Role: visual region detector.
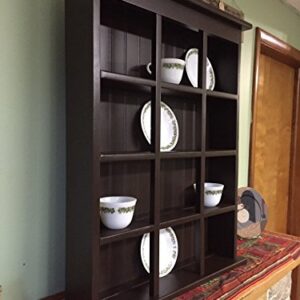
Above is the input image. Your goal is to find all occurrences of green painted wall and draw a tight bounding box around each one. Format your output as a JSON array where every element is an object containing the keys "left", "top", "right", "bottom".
[
  {"left": 224, "top": 0, "right": 300, "bottom": 186},
  {"left": 0, "top": 1, "right": 65, "bottom": 299},
  {"left": 0, "top": 0, "right": 300, "bottom": 299}
]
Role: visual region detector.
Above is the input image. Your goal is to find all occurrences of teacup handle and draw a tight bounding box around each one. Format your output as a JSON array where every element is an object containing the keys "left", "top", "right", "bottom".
[{"left": 146, "top": 62, "right": 152, "bottom": 75}]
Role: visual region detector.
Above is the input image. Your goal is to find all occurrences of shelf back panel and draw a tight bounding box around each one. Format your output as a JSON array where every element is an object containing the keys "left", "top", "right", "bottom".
[
  {"left": 99, "top": 236, "right": 149, "bottom": 295},
  {"left": 205, "top": 156, "right": 236, "bottom": 207},
  {"left": 100, "top": 86, "right": 152, "bottom": 153},
  {"left": 100, "top": 0, "right": 155, "bottom": 79},
  {"left": 100, "top": 161, "right": 152, "bottom": 223},
  {"left": 160, "top": 159, "right": 201, "bottom": 214}
]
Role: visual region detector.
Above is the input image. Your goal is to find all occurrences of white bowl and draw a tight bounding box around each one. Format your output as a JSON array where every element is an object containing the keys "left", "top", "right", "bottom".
[
  {"left": 204, "top": 182, "right": 224, "bottom": 207},
  {"left": 99, "top": 196, "right": 137, "bottom": 230},
  {"left": 146, "top": 58, "right": 186, "bottom": 85}
]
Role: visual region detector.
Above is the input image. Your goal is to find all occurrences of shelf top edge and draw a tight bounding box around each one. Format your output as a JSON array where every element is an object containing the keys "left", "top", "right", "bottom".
[{"left": 173, "top": 0, "right": 252, "bottom": 31}]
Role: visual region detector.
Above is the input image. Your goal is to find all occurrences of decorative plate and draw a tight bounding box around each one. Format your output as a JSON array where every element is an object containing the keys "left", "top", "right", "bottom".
[
  {"left": 237, "top": 187, "right": 268, "bottom": 239},
  {"left": 140, "top": 227, "right": 178, "bottom": 278},
  {"left": 140, "top": 101, "right": 179, "bottom": 152},
  {"left": 185, "top": 48, "right": 216, "bottom": 90}
]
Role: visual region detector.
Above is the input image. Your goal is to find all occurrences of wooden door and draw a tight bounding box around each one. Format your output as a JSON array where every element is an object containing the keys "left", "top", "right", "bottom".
[
  {"left": 250, "top": 28, "right": 300, "bottom": 299},
  {"left": 251, "top": 54, "right": 295, "bottom": 233}
]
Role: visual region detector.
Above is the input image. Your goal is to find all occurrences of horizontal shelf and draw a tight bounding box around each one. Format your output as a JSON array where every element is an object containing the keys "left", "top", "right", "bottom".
[
  {"left": 100, "top": 220, "right": 154, "bottom": 245},
  {"left": 100, "top": 152, "right": 155, "bottom": 162},
  {"left": 102, "top": 263, "right": 202, "bottom": 300},
  {"left": 159, "top": 263, "right": 202, "bottom": 299},
  {"left": 100, "top": 151, "right": 204, "bottom": 162},
  {"left": 205, "top": 150, "right": 236, "bottom": 157},
  {"left": 100, "top": 278, "right": 149, "bottom": 300},
  {"left": 101, "top": 71, "right": 204, "bottom": 96},
  {"left": 101, "top": 71, "right": 156, "bottom": 87},
  {"left": 204, "top": 255, "right": 246, "bottom": 278},
  {"left": 160, "top": 151, "right": 202, "bottom": 159},
  {"left": 206, "top": 90, "right": 238, "bottom": 100},
  {"left": 101, "top": 258, "right": 245, "bottom": 300},
  {"left": 203, "top": 204, "right": 235, "bottom": 217},
  {"left": 160, "top": 208, "right": 201, "bottom": 228},
  {"left": 162, "top": 82, "right": 203, "bottom": 95}
]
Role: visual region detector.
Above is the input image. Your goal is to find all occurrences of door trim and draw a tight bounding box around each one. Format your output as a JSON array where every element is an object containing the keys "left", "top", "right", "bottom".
[{"left": 249, "top": 27, "right": 300, "bottom": 300}]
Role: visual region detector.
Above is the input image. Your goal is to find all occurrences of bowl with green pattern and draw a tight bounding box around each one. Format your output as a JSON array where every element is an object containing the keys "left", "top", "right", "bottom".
[{"left": 99, "top": 196, "right": 137, "bottom": 230}]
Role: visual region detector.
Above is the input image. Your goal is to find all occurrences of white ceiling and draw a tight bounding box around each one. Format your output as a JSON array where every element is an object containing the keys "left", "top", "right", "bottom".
[{"left": 283, "top": 0, "right": 300, "bottom": 14}]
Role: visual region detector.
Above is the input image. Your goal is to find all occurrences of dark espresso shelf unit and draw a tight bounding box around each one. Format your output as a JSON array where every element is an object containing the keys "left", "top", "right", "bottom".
[{"left": 66, "top": 0, "right": 251, "bottom": 299}]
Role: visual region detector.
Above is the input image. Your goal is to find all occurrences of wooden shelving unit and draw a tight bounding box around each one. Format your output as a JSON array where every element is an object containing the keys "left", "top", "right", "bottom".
[{"left": 66, "top": 0, "right": 251, "bottom": 299}]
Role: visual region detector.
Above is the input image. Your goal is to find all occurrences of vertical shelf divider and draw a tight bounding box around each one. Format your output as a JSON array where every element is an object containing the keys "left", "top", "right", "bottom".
[
  {"left": 233, "top": 43, "right": 242, "bottom": 260},
  {"left": 93, "top": 0, "right": 101, "bottom": 298},
  {"left": 150, "top": 14, "right": 162, "bottom": 299},
  {"left": 200, "top": 32, "right": 208, "bottom": 277}
]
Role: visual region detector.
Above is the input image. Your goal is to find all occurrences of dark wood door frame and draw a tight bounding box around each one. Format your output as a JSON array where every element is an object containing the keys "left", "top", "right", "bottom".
[{"left": 249, "top": 27, "right": 300, "bottom": 299}]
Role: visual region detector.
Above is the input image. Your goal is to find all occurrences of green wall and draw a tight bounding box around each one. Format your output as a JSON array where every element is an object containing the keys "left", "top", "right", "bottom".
[
  {"left": 0, "top": 0, "right": 299, "bottom": 299},
  {"left": 0, "top": 1, "right": 65, "bottom": 299},
  {"left": 225, "top": 0, "right": 300, "bottom": 186}
]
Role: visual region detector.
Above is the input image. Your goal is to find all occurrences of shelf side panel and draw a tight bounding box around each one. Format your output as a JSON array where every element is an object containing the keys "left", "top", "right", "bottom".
[{"left": 66, "top": 0, "right": 100, "bottom": 299}]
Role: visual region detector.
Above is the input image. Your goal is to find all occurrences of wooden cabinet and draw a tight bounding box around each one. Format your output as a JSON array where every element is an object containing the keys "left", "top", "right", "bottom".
[{"left": 66, "top": 1, "right": 251, "bottom": 299}]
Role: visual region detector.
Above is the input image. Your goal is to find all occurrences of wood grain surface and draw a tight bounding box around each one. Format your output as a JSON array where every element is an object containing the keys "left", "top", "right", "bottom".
[{"left": 251, "top": 54, "right": 295, "bottom": 233}]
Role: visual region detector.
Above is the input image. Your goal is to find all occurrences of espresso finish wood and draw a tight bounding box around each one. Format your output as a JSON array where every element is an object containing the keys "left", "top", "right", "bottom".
[
  {"left": 66, "top": 0, "right": 251, "bottom": 299},
  {"left": 66, "top": 0, "right": 100, "bottom": 299},
  {"left": 250, "top": 28, "right": 300, "bottom": 300},
  {"left": 41, "top": 292, "right": 65, "bottom": 300}
]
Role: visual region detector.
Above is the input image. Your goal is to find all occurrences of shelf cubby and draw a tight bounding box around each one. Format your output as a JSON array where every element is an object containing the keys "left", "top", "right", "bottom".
[
  {"left": 162, "top": 92, "right": 202, "bottom": 152},
  {"left": 160, "top": 158, "right": 201, "bottom": 223},
  {"left": 100, "top": 85, "right": 152, "bottom": 153},
  {"left": 100, "top": 0, "right": 155, "bottom": 80},
  {"left": 158, "top": 221, "right": 201, "bottom": 298},
  {"left": 207, "top": 35, "right": 239, "bottom": 94},
  {"left": 100, "top": 161, "right": 152, "bottom": 227},
  {"left": 205, "top": 156, "right": 236, "bottom": 207},
  {"left": 162, "top": 17, "right": 203, "bottom": 89},
  {"left": 204, "top": 212, "right": 236, "bottom": 276},
  {"left": 206, "top": 97, "right": 237, "bottom": 151},
  {"left": 99, "top": 234, "right": 149, "bottom": 299}
]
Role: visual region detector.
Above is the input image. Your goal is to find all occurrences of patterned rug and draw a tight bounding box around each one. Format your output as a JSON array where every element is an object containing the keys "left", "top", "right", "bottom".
[{"left": 176, "top": 231, "right": 300, "bottom": 300}]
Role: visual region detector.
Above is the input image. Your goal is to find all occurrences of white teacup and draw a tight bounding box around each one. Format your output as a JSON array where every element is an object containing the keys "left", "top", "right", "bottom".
[
  {"left": 204, "top": 183, "right": 224, "bottom": 207},
  {"left": 99, "top": 196, "right": 137, "bottom": 230},
  {"left": 146, "top": 58, "right": 185, "bottom": 85},
  {"left": 193, "top": 182, "right": 224, "bottom": 207}
]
